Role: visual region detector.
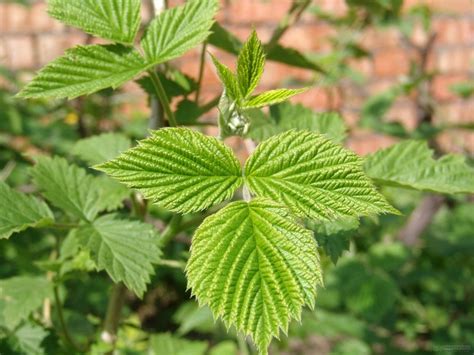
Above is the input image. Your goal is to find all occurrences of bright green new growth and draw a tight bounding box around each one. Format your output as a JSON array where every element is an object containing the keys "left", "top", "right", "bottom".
[
  {"left": 95, "top": 128, "right": 243, "bottom": 214},
  {"left": 76, "top": 215, "right": 161, "bottom": 297},
  {"left": 365, "top": 140, "right": 474, "bottom": 194},
  {"left": 186, "top": 199, "right": 322, "bottom": 354},
  {"left": 0, "top": 182, "right": 54, "bottom": 239},
  {"left": 142, "top": 0, "right": 218, "bottom": 65},
  {"left": 47, "top": 0, "right": 141, "bottom": 44},
  {"left": 237, "top": 30, "right": 266, "bottom": 98},
  {"left": 18, "top": 45, "right": 147, "bottom": 99},
  {"left": 18, "top": 0, "right": 218, "bottom": 99},
  {"left": 243, "top": 88, "right": 309, "bottom": 109},
  {"left": 245, "top": 130, "right": 398, "bottom": 220}
]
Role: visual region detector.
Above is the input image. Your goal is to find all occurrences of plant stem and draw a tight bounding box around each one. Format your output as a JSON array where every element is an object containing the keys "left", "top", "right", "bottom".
[
  {"left": 160, "top": 214, "right": 183, "bottom": 246},
  {"left": 266, "top": 0, "right": 311, "bottom": 51},
  {"left": 195, "top": 42, "right": 208, "bottom": 104},
  {"left": 147, "top": 69, "right": 178, "bottom": 127},
  {"left": 53, "top": 285, "right": 85, "bottom": 352},
  {"left": 102, "top": 283, "right": 127, "bottom": 353}
]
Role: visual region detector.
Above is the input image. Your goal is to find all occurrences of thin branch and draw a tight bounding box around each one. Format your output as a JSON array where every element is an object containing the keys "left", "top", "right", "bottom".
[
  {"left": 147, "top": 69, "right": 178, "bottom": 127},
  {"left": 160, "top": 214, "right": 183, "bottom": 246},
  {"left": 102, "top": 283, "right": 127, "bottom": 354},
  {"left": 195, "top": 42, "right": 208, "bottom": 104}
]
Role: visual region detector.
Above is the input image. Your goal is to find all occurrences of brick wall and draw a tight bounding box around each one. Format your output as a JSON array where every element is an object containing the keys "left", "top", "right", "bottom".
[{"left": 0, "top": 0, "right": 473, "bottom": 154}]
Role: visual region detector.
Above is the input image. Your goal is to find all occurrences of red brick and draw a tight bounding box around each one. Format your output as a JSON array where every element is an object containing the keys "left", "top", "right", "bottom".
[
  {"left": 317, "top": 0, "right": 348, "bottom": 16},
  {"left": 348, "top": 58, "right": 373, "bottom": 77},
  {"left": 427, "top": 0, "right": 473, "bottom": 14},
  {"left": 227, "top": 0, "right": 292, "bottom": 25},
  {"left": 4, "top": 3, "right": 30, "bottom": 33},
  {"left": 432, "top": 73, "right": 470, "bottom": 101},
  {"left": 373, "top": 49, "right": 410, "bottom": 77},
  {"left": 385, "top": 101, "right": 418, "bottom": 131},
  {"left": 30, "top": 2, "right": 64, "bottom": 32},
  {"left": 0, "top": 4, "right": 8, "bottom": 33},
  {"left": 292, "top": 88, "right": 330, "bottom": 110},
  {"left": 4, "top": 35, "right": 35, "bottom": 69},
  {"left": 259, "top": 61, "right": 313, "bottom": 88},
  {"left": 346, "top": 133, "right": 398, "bottom": 156},
  {"left": 361, "top": 28, "right": 400, "bottom": 49},
  {"left": 280, "top": 24, "right": 335, "bottom": 52},
  {"left": 433, "top": 17, "right": 473, "bottom": 45},
  {"left": 436, "top": 47, "right": 472, "bottom": 73}
]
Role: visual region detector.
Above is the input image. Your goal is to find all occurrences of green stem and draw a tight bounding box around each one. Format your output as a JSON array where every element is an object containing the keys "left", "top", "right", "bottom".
[
  {"left": 195, "top": 41, "right": 208, "bottom": 104},
  {"left": 53, "top": 286, "right": 86, "bottom": 352},
  {"left": 102, "top": 283, "right": 127, "bottom": 354},
  {"left": 147, "top": 69, "right": 178, "bottom": 127},
  {"left": 160, "top": 214, "right": 183, "bottom": 246}
]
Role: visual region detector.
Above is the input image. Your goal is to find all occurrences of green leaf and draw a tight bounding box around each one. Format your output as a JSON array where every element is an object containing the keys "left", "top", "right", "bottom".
[
  {"left": 208, "top": 22, "right": 242, "bottom": 55},
  {"left": 96, "top": 128, "right": 242, "bottom": 214},
  {"left": 0, "top": 276, "right": 53, "bottom": 330},
  {"left": 266, "top": 44, "right": 324, "bottom": 72},
  {"left": 237, "top": 30, "right": 265, "bottom": 98},
  {"left": 141, "top": 0, "right": 218, "bottom": 65},
  {"left": 95, "top": 176, "right": 130, "bottom": 212},
  {"left": 47, "top": 0, "right": 141, "bottom": 44},
  {"left": 187, "top": 199, "right": 322, "bottom": 354},
  {"left": 244, "top": 130, "right": 398, "bottom": 221},
  {"left": 247, "top": 102, "right": 346, "bottom": 143},
  {"left": 76, "top": 215, "right": 161, "bottom": 297},
  {"left": 0, "top": 182, "right": 54, "bottom": 239},
  {"left": 9, "top": 322, "right": 48, "bottom": 355},
  {"left": 210, "top": 54, "right": 241, "bottom": 101},
  {"left": 450, "top": 81, "right": 474, "bottom": 99},
  {"left": 72, "top": 132, "right": 132, "bottom": 165},
  {"left": 364, "top": 140, "right": 474, "bottom": 194},
  {"left": 18, "top": 44, "right": 146, "bottom": 99},
  {"left": 243, "top": 88, "right": 308, "bottom": 108},
  {"left": 30, "top": 156, "right": 100, "bottom": 221},
  {"left": 217, "top": 91, "right": 250, "bottom": 139},
  {"left": 149, "top": 333, "right": 207, "bottom": 355},
  {"left": 173, "top": 302, "right": 214, "bottom": 336}
]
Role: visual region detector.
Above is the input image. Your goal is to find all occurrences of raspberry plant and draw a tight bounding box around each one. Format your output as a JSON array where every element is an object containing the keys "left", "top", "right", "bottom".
[{"left": 2, "top": 0, "right": 473, "bottom": 354}]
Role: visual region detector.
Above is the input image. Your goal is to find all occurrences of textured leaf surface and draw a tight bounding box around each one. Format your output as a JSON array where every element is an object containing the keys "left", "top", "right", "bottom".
[
  {"left": 187, "top": 199, "right": 321, "bottom": 353},
  {"left": 244, "top": 88, "right": 308, "bottom": 108},
  {"left": 0, "top": 182, "right": 54, "bottom": 239},
  {"left": 18, "top": 44, "right": 146, "bottom": 99},
  {"left": 247, "top": 102, "right": 346, "bottom": 143},
  {"left": 76, "top": 215, "right": 161, "bottom": 297},
  {"left": 149, "top": 333, "right": 207, "bottom": 355},
  {"left": 237, "top": 30, "right": 265, "bottom": 98},
  {"left": 142, "top": 0, "right": 218, "bottom": 65},
  {"left": 31, "top": 156, "right": 100, "bottom": 221},
  {"left": 245, "top": 130, "right": 398, "bottom": 221},
  {"left": 9, "top": 322, "right": 48, "bottom": 355},
  {"left": 72, "top": 132, "right": 132, "bottom": 165},
  {"left": 0, "top": 276, "right": 53, "bottom": 330},
  {"left": 47, "top": 0, "right": 141, "bottom": 44},
  {"left": 364, "top": 140, "right": 474, "bottom": 194},
  {"left": 210, "top": 54, "right": 241, "bottom": 101},
  {"left": 96, "top": 128, "right": 242, "bottom": 213}
]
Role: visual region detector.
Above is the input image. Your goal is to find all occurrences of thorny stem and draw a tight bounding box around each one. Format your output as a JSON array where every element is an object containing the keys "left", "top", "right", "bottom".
[
  {"left": 195, "top": 42, "right": 208, "bottom": 104},
  {"left": 54, "top": 285, "right": 86, "bottom": 352},
  {"left": 147, "top": 69, "right": 178, "bottom": 127}
]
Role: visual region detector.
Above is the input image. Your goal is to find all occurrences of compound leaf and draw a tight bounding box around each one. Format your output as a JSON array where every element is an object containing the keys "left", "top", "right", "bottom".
[
  {"left": 76, "top": 214, "right": 161, "bottom": 297},
  {"left": 244, "top": 130, "right": 398, "bottom": 221},
  {"left": 47, "top": 0, "right": 141, "bottom": 44},
  {"left": 72, "top": 132, "right": 132, "bottom": 165},
  {"left": 243, "top": 88, "right": 308, "bottom": 109},
  {"left": 18, "top": 44, "right": 147, "bottom": 99},
  {"left": 141, "top": 0, "right": 218, "bottom": 65},
  {"left": 96, "top": 128, "right": 242, "bottom": 214},
  {"left": 187, "top": 199, "right": 322, "bottom": 354},
  {"left": 31, "top": 156, "right": 100, "bottom": 221},
  {"left": 0, "top": 182, "right": 54, "bottom": 239},
  {"left": 364, "top": 140, "right": 474, "bottom": 194},
  {"left": 0, "top": 276, "right": 53, "bottom": 330},
  {"left": 237, "top": 30, "right": 265, "bottom": 98}
]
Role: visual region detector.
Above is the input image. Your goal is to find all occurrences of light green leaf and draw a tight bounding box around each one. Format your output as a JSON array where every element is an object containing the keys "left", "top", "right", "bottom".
[
  {"left": 96, "top": 128, "right": 242, "bottom": 214},
  {"left": 0, "top": 276, "right": 53, "bottom": 330},
  {"left": 72, "top": 132, "right": 132, "bottom": 165},
  {"left": 141, "top": 0, "right": 218, "bottom": 65},
  {"left": 237, "top": 30, "right": 265, "bottom": 98},
  {"left": 244, "top": 130, "right": 398, "bottom": 221},
  {"left": 47, "top": 0, "right": 141, "bottom": 44},
  {"left": 9, "top": 322, "right": 48, "bottom": 355},
  {"left": 248, "top": 102, "right": 346, "bottom": 143},
  {"left": 243, "top": 88, "right": 308, "bottom": 108},
  {"left": 173, "top": 302, "right": 214, "bottom": 336},
  {"left": 95, "top": 176, "right": 130, "bottom": 212},
  {"left": 210, "top": 54, "right": 241, "bottom": 101},
  {"left": 364, "top": 140, "right": 474, "bottom": 194},
  {"left": 18, "top": 44, "right": 147, "bottom": 99},
  {"left": 0, "top": 182, "right": 54, "bottom": 239},
  {"left": 76, "top": 214, "right": 161, "bottom": 297},
  {"left": 187, "top": 199, "right": 322, "bottom": 354},
  {"left": 149, "top": 333, "right": 207, "bottom": 355},
  {"left": 30, "top": 156, "right": 100, "bottom": 221}
]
